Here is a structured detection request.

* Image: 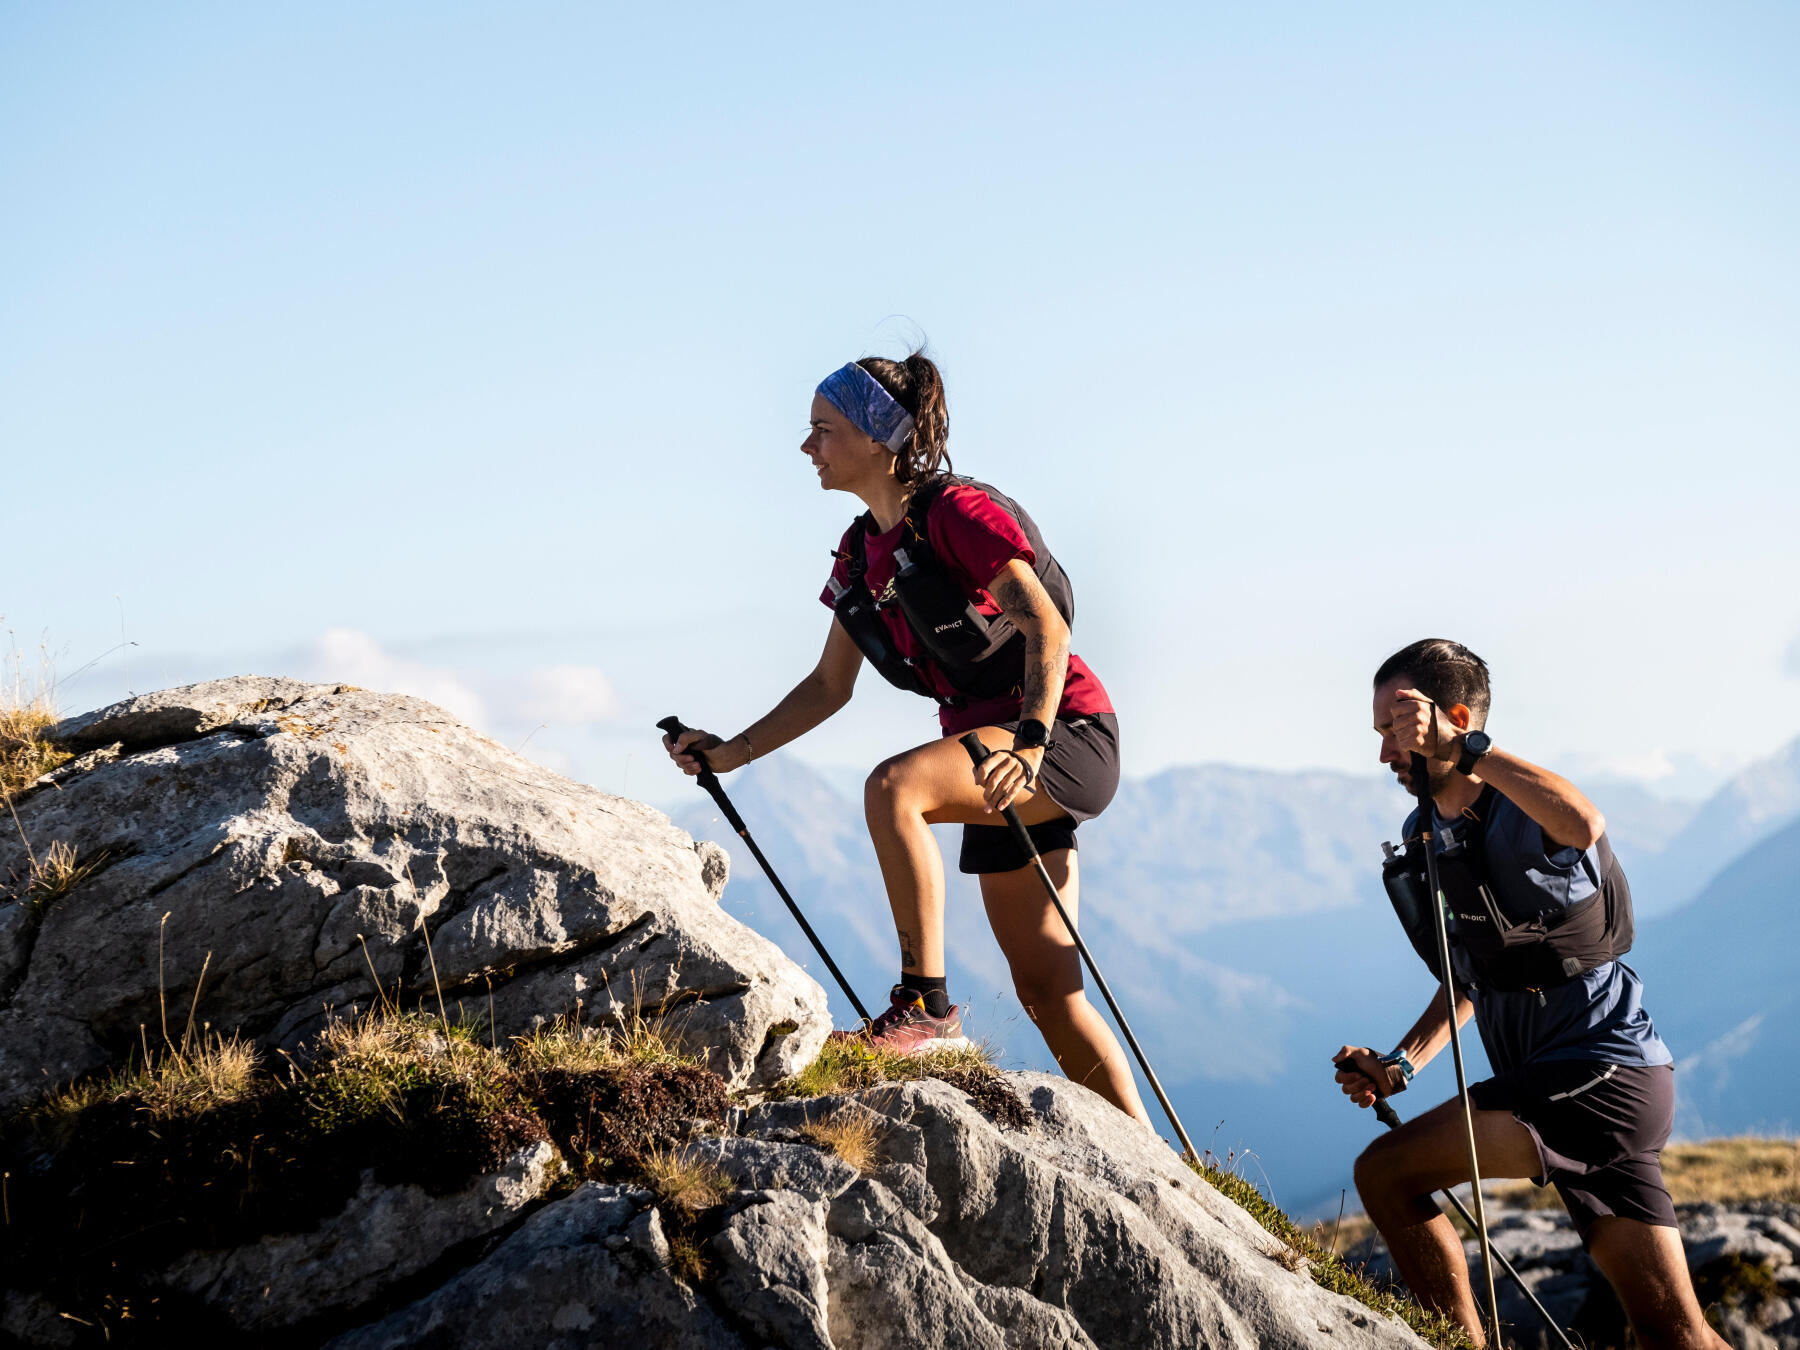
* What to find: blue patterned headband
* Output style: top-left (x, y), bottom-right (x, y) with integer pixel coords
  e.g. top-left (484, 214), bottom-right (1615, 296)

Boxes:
top-left (816, 362), bottom-right (916, 452)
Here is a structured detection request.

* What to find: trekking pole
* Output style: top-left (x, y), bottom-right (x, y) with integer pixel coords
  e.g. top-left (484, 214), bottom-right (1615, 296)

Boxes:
top-left (1410, 749), bottom-right (1504, 1349)
top-left (1333, 1077), bottom-right (1576, 1350)
top-left (657, 717), bottom-right (871, 1024)
top-left (959, 732), bottom-right (1199, 1162)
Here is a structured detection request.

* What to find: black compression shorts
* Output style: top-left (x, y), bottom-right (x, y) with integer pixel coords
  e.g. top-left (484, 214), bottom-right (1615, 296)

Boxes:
top-left (959, 713), bottom-right (1120, 875)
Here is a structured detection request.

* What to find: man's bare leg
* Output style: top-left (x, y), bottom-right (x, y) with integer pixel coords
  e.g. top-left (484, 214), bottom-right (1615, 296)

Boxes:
top-left (1353, 1096), bottom-right (1542, 1347)
top-left (1586, 1218), bottom-right (1729, 1350)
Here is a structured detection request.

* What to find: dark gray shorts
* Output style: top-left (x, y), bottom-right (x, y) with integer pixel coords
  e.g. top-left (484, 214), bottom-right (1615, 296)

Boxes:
top-left (1469, 1060), bottom-right (1677, 1239)
top-left (958, 713), bottom-right (1120, 875)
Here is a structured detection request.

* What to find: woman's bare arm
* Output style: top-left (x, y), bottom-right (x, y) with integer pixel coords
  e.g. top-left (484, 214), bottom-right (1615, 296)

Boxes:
top-left (666, 620), bottom-right (862, 775)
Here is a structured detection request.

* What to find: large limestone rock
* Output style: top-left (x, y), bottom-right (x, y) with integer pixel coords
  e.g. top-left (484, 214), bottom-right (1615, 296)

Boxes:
top-left (0, 678), bottom-right (828, 1111)
top-left (327, 1073), bottom-right (1429, 1350)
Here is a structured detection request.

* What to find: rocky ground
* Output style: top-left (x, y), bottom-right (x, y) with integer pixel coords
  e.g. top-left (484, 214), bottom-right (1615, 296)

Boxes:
top-left (0, 679), bottom-right (1449, 1349)
top-left (1346, 1198), bottom-right (1800, 1349)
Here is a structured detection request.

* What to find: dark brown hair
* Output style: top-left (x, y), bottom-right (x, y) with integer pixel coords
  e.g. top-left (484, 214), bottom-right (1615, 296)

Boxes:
top-left (857, 352), bottom-right (951, 486)
top-left (1373, 639), bottom-right (1492, 725)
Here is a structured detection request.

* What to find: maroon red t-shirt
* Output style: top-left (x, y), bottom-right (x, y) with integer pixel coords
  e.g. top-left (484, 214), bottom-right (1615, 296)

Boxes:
top-left (820, 483), bottom-right (1114, 735)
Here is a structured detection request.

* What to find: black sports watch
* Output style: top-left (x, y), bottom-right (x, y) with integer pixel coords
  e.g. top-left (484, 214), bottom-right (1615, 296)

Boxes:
top-left (1455, 729), bottom-right (1493, 776)
top-left (1012, 719), bottom-right (1053, 753)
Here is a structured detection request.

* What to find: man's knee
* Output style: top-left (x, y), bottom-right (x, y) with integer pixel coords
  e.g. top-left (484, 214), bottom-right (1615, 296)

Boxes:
top-left (1353, 1134), bottom-right (1411, 1205)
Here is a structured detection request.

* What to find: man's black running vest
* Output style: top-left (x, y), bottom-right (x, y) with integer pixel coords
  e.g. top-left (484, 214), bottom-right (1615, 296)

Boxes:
top-left (827, 477), bottom-right (1074, 705)
top-left (1380, 785), bottom-right (1636, 994)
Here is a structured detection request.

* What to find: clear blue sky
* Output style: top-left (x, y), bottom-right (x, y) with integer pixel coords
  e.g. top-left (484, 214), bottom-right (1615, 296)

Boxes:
top-left (5, 3), bottom-right (1797, 804)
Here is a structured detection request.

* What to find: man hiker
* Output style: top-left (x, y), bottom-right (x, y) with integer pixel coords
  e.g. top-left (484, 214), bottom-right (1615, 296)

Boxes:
top-left (1335, 638), bottom-right (1727, 1350)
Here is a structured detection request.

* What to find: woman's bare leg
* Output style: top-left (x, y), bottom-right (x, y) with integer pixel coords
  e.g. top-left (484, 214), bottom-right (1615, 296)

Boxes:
top-left (979, 849), bottom-right (1152, 1128)
top-left (863, 728), bottom-right (1068, 980)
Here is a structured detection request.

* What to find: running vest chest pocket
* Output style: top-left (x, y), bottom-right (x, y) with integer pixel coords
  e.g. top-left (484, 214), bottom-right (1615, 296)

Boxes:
top-left (831, 477), bottom-right (1076, 704)
top-left (1405, 793), bottom-right (1633, 994)
top-left (890, 546), bottom-right (1008, 670)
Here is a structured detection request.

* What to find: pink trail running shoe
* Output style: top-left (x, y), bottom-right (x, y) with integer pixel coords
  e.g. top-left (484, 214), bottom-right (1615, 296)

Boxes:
top-left (831, 985), bottom-right (974, 1057)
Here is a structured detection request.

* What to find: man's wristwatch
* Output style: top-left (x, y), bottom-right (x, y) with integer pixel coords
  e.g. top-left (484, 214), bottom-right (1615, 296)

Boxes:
top-left (1012, 719), bottom-right (1053, 753)
top-left (1378, 1049), bottom-right (1416, 1085)
top-left (1455, 729), bottom-right (1492, 776)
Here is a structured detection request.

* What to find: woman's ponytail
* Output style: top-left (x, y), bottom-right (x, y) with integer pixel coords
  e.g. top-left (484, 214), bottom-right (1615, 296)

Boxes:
top-left (858, 351), bottom-right (951, 486)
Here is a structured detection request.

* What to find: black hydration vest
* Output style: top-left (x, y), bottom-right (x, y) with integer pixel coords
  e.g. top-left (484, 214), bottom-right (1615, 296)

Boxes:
top-left (1380, 786), bottom-right (1636, 994)
top-left (826, 477), bottom-right (1074, 706)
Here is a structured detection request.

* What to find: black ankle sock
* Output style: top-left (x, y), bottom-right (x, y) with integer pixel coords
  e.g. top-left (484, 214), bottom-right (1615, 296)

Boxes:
top-left (903, 973), bottom-right (951, 1019)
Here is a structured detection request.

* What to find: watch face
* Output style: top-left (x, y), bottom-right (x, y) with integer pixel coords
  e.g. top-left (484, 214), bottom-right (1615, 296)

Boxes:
top-left (1465, 730), bottom-right (1492, 755)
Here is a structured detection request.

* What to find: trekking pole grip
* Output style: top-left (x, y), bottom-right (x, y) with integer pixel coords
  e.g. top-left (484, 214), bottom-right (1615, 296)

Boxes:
top-left (958, 733), bottom-right (1039, 856)
top-left (658, 715), bottom-right (709, 766)
top-left (657, 715), bottom-right (726, 793)
top-left (1330, 1061), bottom-right (1405, 1130)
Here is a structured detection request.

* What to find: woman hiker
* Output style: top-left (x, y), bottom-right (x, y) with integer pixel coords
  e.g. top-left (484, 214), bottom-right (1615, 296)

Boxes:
top-left (663, 352), bottom-right (1151, 1129)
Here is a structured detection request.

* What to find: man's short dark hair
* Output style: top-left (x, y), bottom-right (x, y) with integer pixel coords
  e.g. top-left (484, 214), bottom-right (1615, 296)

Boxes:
top-left (1373, 639), bottom-right (1492, 725)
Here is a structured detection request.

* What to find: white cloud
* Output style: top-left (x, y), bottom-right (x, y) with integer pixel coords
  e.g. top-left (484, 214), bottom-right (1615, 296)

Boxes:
top-left (1786, 629), bottom-right (1800, 680)
top-left (311, 628), bottom-right (491, 726)
top-left (303, 630), bottom-right (620, 733)
top-left (1561, 746), bottom-right (1748, 801)
top-left (515, 665), bottom-right (621, 725)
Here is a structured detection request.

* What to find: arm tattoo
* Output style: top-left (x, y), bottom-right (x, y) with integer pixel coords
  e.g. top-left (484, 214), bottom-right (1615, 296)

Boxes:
top-left (994, 572), bottom-right (1068, 724)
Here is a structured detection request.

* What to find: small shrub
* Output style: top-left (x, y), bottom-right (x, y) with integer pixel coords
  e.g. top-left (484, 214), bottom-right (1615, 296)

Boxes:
top-left (1694, 1252), bottom-right (1783, 1310)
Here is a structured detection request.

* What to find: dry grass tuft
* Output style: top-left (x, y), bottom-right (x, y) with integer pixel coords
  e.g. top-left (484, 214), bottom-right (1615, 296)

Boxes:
top-left (511, 1011), bottom-right (695, 1075)
top-left (1660, 1136), bottom-right (1800, 1204)
top-left (772, 1036), bottom-right (1032, 1130)
top-left (29, 1031), bottom-right (260, 1145)
top-left (640, 1143), bottom-right (731, 1211)
top-left (0, 699), bottom-right (70, 801)
top-left (776, 1035), bottom-right (995, 1098)
top-left (23, 839), bottom-right (112, 911)
top-left (800, 1109), bottom-right (886, 1173)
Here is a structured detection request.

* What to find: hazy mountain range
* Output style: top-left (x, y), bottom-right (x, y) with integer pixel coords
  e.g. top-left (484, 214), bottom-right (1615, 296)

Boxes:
top-left (678, 737), bottom-right (1800, 1214)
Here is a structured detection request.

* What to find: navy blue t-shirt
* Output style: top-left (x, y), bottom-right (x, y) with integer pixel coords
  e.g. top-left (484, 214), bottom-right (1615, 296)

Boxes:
top-left (1402, 793), bottom-right (1671, 1078)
